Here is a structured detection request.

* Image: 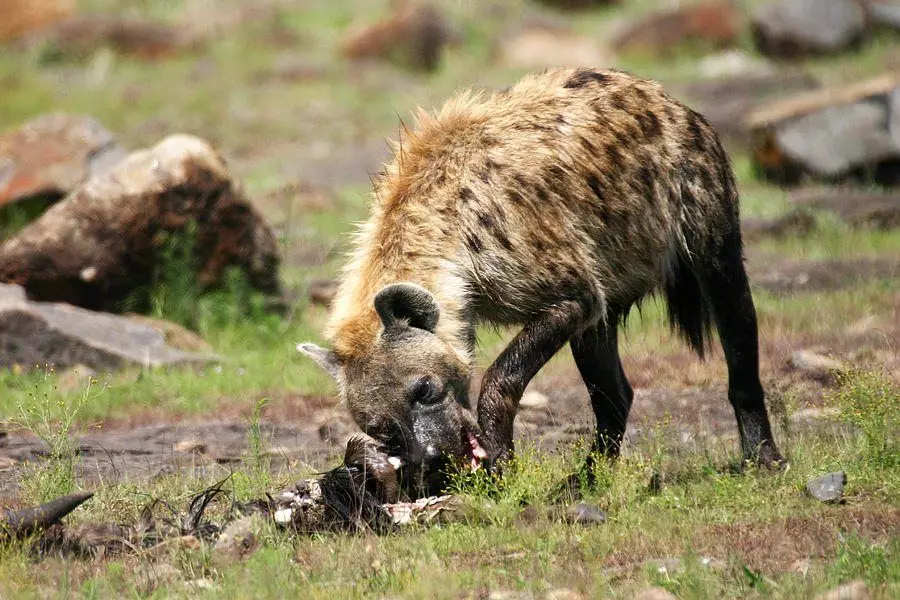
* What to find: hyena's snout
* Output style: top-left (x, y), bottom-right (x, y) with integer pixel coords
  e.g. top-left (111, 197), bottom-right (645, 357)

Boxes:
top-left (411, 399), bottom-right (486, 474)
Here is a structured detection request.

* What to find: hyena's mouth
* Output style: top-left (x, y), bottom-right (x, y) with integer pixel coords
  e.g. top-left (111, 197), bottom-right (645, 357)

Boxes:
top-left (466, 431), bottom-right (488, 470)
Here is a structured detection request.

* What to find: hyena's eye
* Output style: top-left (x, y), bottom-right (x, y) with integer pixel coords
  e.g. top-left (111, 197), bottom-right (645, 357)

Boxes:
top-left (408, 377), bottom-right (440, 405)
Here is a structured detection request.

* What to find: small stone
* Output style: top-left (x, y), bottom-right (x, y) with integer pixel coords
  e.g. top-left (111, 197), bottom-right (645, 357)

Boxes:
top-left (815, 579), bottom-right (870, 600)
top-left (634, 588), bottom-right (678, 600)
top-left (806, 471), bottom-right (847, 503)
top-left (519, 390), bottom-right (549, 409)
top-left (564, 502), bottom-right (607, 525)
top-left (173, 439), bottom-right (207, 454)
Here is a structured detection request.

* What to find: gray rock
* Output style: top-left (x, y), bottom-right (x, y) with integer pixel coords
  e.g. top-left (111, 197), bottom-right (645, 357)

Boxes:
top-left (806, 471), bottom-right (847, 503)
top-left (0, 282), bottom-right (217, 370)
top-left (564, 502), bottom-right (607, 525)
top-left (752, 0), bottom-right (866, 58)
top-left (868, 2), bottom-right (900, 31)
top-left (777, 101), bottom-right (897, 177)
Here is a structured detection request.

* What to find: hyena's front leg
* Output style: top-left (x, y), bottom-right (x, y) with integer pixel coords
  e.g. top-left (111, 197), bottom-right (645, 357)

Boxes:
top-left (477, 300), bottom-right (589, 465)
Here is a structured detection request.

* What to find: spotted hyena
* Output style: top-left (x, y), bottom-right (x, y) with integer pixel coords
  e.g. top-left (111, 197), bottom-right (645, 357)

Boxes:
top-left (299, 68), bottom-right (783, 487)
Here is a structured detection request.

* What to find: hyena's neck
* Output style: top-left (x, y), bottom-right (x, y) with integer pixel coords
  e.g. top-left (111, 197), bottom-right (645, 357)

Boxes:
top-left (325, 195), bottom-right (475, 367)
top-left (326, 96), bottom-right (490, 366)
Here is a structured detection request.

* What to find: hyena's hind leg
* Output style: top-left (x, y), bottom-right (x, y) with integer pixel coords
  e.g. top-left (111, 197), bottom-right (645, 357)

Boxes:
top-left (569, 321), bottom-right (634, 461)
top-left (692, 230), bottom-right (784, 468)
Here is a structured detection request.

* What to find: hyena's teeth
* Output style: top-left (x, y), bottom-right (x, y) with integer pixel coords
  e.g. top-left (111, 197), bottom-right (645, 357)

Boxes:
top-left (387, 456), bottom-right (403, 470)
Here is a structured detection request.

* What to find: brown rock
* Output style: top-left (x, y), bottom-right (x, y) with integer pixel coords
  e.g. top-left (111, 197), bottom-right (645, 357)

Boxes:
top-left (612, 1), bottom-right (742, 57)
top-left (341, 3), bottom-right (452, 72)
top-left (0, 0), bottom-right (74, 42)
top-left (0, 114), bottom-right (125, 210)
top-left (746, 74), bottom-right (900, 185)
top-left (752, 0), bottom-right (867, 58)
top-left (33, 16), bottom-right (194, 59)
top-left (0, 134), bottom-right (280, 311)
top-left (0, 282), bottom-right (217, 370)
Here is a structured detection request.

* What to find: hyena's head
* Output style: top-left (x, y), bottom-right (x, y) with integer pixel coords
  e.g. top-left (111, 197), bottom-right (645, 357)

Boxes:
top-left (298, 283), bottom-right (485, 483)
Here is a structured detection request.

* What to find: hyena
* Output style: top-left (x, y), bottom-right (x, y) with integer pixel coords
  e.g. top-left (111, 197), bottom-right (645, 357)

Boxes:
top-left (300, 67), bottom-right (784, 484)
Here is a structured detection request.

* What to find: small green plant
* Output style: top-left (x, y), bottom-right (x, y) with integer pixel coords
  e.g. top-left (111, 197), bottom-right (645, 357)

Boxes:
top-left (828, 534), bottom-right (898, 587)
top-left (11, 370), bottom-right (98, 503)
top-left (149, 222), bottom-right (202, 329)
top-left (829, 369), bottom-right (900, 469)
top-left (244, 398), bottom-right (272, 497)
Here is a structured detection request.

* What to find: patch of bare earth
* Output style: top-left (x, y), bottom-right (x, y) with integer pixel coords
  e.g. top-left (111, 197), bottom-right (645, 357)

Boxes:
top-left (602, 507), bottom-right (900, 575)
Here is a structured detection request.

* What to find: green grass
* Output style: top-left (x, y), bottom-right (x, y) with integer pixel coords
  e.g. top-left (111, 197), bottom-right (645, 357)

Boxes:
top-left (0, 371), bottom-right (896, 599)
top-left (2, 0), bottom-right (900, 597)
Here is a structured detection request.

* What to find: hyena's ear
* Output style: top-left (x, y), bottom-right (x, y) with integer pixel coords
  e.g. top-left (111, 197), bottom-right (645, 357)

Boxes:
top-left (296, 343), bottom-right (342, 380)
top-left (374, 283), bottom-right (439, 333)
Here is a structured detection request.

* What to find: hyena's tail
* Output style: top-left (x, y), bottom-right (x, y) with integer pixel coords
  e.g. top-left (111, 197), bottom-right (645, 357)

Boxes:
top-left (662, 249), bottom-right (714, 359)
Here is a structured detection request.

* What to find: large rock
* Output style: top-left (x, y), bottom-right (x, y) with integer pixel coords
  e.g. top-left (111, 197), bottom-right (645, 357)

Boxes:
top-left (0, 0), bottom-right (74, 42)
top-left (0, 283), bottom-right (216, 370)
top-left (341, 3), bottom-right (453, 72)
top-left (0, 134), bottom-right (280, 311)
top-left (0, 114), bottom-right (125, 210)
top-left (752, 0), bottom-right (867, 58)
top-left (746, 74), bottom-right (900, 185)
top-left (30, 16), bottom-right (194, 59)
top-left (612, 1), bottom-right (742, 57)
top-left (680, 70), bottom-right (820, 147)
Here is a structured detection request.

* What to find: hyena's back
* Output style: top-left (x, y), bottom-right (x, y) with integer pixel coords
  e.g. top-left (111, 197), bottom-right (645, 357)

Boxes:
top-left (409, 69), bottom-right (737, 328)
top-left (355, 68), bottom-right (738, 348)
